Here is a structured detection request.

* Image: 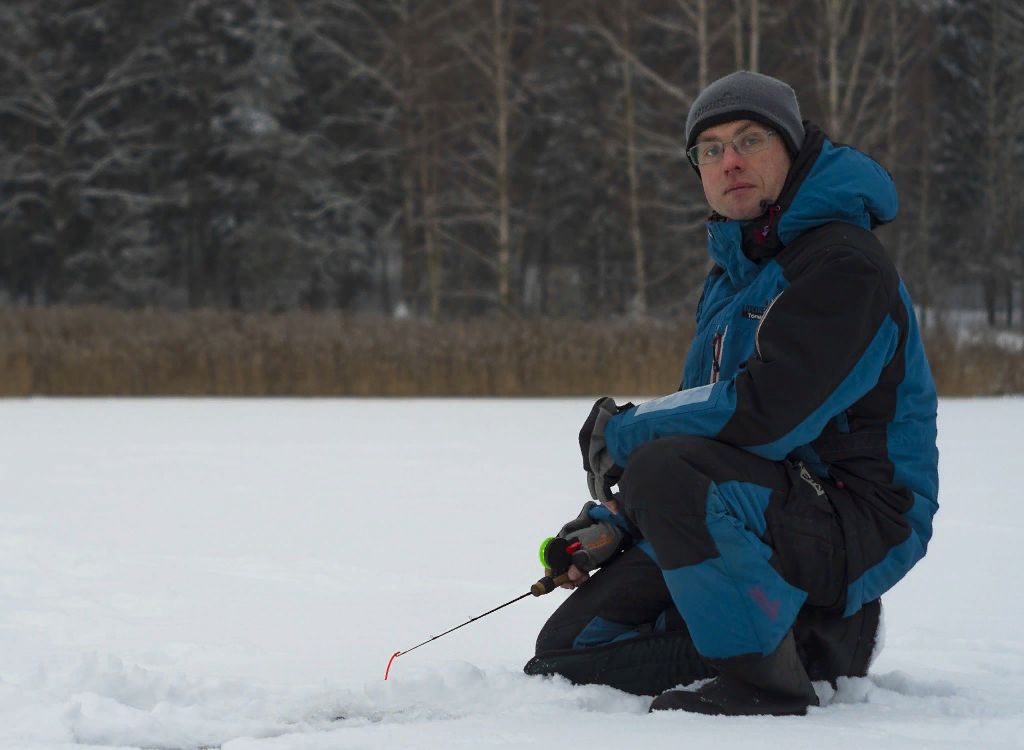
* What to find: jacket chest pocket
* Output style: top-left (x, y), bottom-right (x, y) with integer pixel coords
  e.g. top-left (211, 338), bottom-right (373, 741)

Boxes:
top-left (710, 319), bottom-right (760, 383)
top-left (684, 319), bottom-right (759, 388)
top-left (709, 327), bottom-right (728, 383)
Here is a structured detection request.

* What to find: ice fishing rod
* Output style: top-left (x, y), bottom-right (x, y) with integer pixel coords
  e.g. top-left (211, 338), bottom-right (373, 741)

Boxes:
top-left (384, 537), bottom-right (581, 679)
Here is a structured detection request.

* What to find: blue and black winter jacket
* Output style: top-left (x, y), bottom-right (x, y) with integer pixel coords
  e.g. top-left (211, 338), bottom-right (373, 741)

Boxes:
top-left (603, 123), bottom-right (939, 617)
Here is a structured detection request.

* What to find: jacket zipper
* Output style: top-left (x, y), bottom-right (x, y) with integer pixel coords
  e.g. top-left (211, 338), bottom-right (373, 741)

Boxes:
top-left (757, 204), bottom-right (781, 243)
top-left (710, 327), bottom-right (727, 384)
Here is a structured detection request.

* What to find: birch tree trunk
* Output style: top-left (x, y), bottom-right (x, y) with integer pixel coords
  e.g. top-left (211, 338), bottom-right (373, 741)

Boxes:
top-left (749, 0), bottom-right (760, 73)
top-left (440, 0), bottom-right (525, 315)
top-left (398, 0), bottom-right (420, 311)
top-left (799, 0), bottom-right (888, 145)
top-left (916, 131), bottom-right (933, 326)
top-left (982, 0), bottom-right (1005, 327)
top-left (886, 0), bottom-right (899, 172)
top-left (420, 119), bottom-right (442, 321)
top-left (494, 0), bottom-right (512, 314)
top-left (621, 0), bottom-right (646, 316)
top-left (734, 0), bottom-right (745, 70)
top-left (825, 0), bottom-right (842, 137)
top-left (886, 0), bottom-right (903, 272)
top-left (696, 0), bottom-right (708, 91)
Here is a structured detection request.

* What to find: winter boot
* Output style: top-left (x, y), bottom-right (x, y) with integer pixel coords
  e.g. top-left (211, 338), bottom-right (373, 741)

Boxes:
top-left (649, 630), bottom-right (819, 716)
top-left (794, 598), bottom-right (882, 685)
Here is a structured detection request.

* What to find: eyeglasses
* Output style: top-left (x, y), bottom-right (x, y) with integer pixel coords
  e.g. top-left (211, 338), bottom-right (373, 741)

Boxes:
top-left (687, 129), bottom-right (775, 166)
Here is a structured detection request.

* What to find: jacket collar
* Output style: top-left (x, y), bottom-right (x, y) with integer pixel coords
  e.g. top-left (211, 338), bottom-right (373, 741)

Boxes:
top-left (704, 122), bottom-right (897, 286)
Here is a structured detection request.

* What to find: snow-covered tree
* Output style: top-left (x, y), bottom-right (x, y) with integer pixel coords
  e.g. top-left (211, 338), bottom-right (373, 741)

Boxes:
top-left (0, 0), bottom-right (170, 304)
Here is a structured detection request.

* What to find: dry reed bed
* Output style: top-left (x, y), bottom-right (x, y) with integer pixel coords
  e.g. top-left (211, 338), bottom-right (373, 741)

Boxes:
top-left (0, 307), bottom-right (1018, 397)
top-left (0, 307), bottom-right (693, 397)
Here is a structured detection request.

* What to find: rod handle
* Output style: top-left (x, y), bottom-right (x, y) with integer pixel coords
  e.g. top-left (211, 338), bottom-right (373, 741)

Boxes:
top-left (531, 572), bottom-right (572, 596)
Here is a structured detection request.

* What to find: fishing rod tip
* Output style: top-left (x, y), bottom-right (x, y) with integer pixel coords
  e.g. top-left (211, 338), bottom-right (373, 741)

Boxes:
top-left (384, 650), bottom-right (401, 680)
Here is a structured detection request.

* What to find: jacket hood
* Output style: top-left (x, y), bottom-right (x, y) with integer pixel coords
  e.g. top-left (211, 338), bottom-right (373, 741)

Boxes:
top-left (706, 122), bottom-right (898, 286)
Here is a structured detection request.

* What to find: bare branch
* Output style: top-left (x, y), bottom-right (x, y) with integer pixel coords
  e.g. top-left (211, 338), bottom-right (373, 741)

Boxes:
top-left (581, 20), bottom-right (694, 106)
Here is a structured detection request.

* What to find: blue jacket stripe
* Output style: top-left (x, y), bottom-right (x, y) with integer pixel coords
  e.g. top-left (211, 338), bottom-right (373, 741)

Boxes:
top-left (572, 616), bottom-right (642, 648)
top-left (587, 504), bottom-right (638, 540)
top-left (715, 480), bottom-right (771, 537)
top-left (844, 490), bottom-right (936, 616)
top-left (605, 382), bottom-right (735, 464)
top-left (659, 481), bottom-right (805, 659)
top-left (634, 538), bottom-right (657, 563)
top-left (840, 286), bottom-right (938, 615)
top-left (889, 283), bottom-right (940, 502)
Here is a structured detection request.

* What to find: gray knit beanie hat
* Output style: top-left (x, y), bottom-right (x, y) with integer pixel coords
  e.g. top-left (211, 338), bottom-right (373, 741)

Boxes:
top-left (685, 71), bottom-right (805, 158)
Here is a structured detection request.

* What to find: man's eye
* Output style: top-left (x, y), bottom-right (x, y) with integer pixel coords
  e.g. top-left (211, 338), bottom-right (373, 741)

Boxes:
top-left (703, 144), bottom-right (722, 158)
top-left (743, 135), bottom-right (764, 147)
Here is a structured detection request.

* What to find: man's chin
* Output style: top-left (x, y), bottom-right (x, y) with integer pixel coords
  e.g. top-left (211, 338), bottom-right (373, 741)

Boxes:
top-left (714, 193), bottom-right (764, 221)
top-left (718, 205), bottom-right (762, 221)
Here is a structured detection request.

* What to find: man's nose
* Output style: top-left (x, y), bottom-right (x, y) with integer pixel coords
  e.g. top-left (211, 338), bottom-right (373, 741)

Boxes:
top-left (721, 143), bottom-right (745, 171)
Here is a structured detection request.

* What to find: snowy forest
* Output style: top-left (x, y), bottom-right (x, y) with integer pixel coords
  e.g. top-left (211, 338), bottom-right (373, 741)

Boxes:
top-left (1, 0), bottom-right (1022, 324)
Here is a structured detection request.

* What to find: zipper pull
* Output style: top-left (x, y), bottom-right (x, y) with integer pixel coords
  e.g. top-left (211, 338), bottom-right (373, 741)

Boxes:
top-left (710, 331), bottom-right (725, 384)
top-left (757, 205), bottom-right (780, 242)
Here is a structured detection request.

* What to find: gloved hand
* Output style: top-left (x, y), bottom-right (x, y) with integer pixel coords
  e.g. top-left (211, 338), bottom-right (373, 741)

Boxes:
top-left (547, 501), bottom-right (627, 575)
top-left (579, 397), bottom-right (633, 507)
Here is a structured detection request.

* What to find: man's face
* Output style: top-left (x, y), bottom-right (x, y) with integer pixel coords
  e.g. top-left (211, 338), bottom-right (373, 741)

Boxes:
top-left (696, 119), bottom-right (793, 221)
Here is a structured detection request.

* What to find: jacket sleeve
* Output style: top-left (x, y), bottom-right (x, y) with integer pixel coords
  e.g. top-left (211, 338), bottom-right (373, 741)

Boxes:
top-left (604, 244), bottom-right (900, 465)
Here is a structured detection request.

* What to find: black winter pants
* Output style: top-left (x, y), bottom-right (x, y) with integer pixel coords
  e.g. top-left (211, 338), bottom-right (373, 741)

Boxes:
top-left (533, 436), bottom-right (880, 684)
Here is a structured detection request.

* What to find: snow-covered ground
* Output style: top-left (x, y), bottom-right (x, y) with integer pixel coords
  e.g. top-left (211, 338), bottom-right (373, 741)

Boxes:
top-left (1, 397), bottom-right (1022, 749)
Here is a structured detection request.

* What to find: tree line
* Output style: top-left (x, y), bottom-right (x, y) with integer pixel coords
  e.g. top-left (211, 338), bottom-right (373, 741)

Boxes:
top-left (1, 0), bottom-right (1021, 324)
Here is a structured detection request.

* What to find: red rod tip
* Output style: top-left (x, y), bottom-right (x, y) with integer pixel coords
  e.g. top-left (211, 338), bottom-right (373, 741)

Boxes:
top-left (384, 650), bottom-right (401, 680)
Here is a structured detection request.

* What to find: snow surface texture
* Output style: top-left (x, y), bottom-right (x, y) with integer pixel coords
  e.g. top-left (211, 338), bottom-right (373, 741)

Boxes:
top-left (1, 397), bottom-right (1022, 749)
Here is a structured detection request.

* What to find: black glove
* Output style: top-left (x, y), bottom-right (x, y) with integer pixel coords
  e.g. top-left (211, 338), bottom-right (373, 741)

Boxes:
top-left (546, 501), bottom-right (627, 574)
top-left (579, 397), bottom-right (633, 505)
